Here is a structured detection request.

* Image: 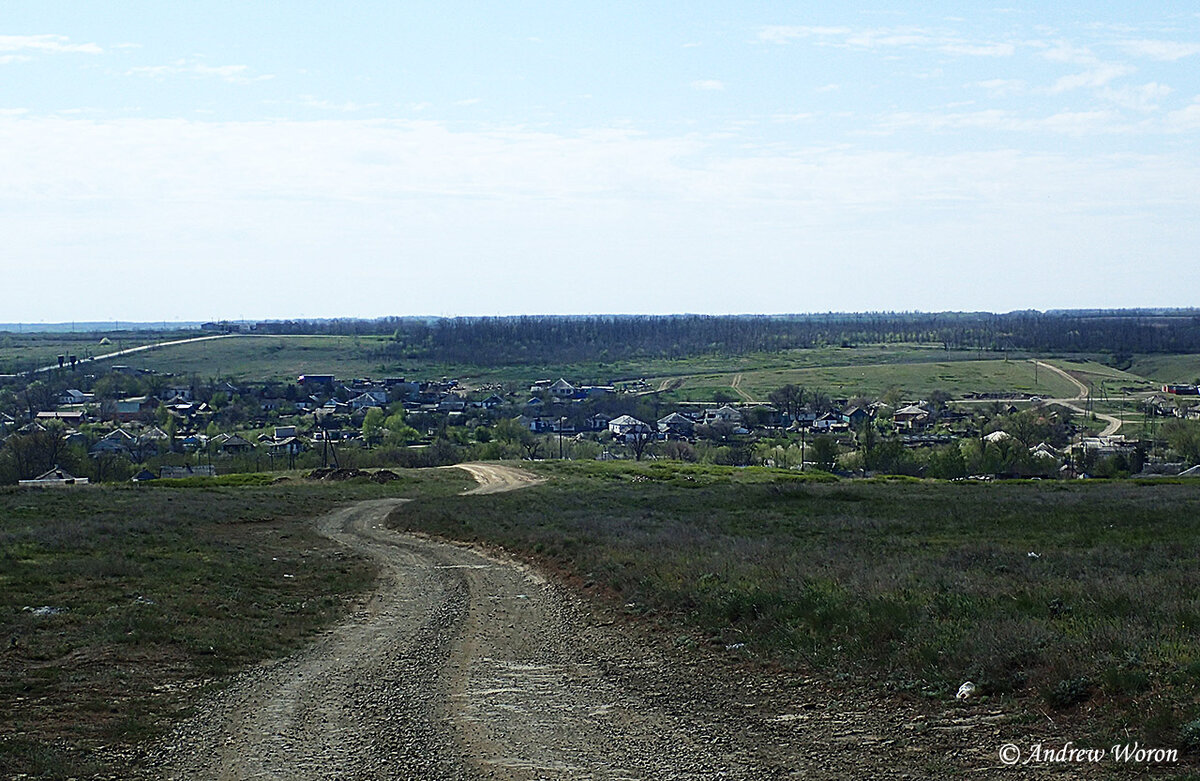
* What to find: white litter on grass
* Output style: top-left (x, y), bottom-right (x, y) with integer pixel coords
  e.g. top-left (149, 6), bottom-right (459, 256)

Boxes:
top-left (1027, 552), bottom-right (1041, 559)
top-left (23, 606), bottom-right (66, 616)
top-left (956, 681), bottom-right (978, 700)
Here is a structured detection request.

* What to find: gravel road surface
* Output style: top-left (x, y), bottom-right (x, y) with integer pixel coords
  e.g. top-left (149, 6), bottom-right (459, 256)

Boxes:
top-left (148, 464), bottom-right (1098, 779)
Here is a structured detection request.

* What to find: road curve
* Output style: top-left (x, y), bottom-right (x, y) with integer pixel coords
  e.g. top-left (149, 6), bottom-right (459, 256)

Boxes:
top-left (151, 465), bottom-right (756, 779)
top-left (1032, 360), bottom-right (1124, 436)
top-left (146, 463), bottom-right (1098, 780)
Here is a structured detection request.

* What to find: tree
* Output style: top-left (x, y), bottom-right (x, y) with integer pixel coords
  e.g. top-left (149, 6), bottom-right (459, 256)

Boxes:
top-left (809, 436), bottom-right (839, 472)
top-left (628, 428), bottom-right (655, 461)
top-left (928, 389), bottom-right (952, 412)
top-left (0, 423), bottom-right (73, 480)
top-left (362, 408), bottom-right (385, 447)
top-left (711, 389), bottom-right (737, 404)
top-left (767, 384), bottom-right (806, 421)
top-left (1164, 420), bottom-right (1200, 465)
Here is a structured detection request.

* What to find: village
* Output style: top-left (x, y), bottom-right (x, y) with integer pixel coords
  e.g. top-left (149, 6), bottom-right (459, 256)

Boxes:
top-left (3, 358), bottom-right (1199, 486)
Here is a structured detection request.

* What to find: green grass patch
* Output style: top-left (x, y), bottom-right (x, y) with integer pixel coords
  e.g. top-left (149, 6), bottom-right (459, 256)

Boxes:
top-left (0, 467), bottom-right (470, 779)
top-left (392, 465), bottom-right (1200, 747)
top-left (650, 358), bottom-right (1080, 402)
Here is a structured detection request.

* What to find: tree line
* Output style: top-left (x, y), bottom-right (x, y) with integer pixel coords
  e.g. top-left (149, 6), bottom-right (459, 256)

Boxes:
top-left (248, 311), bottom-right (1200, 365)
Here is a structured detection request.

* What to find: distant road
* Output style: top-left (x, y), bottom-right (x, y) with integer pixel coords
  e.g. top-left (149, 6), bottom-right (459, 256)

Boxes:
top-left (1031, 360), bottom-right (1125, 436)
top-left (30, 334), bottom-right (239, 375)
top-left (27, 332), bottom-right (360, 376)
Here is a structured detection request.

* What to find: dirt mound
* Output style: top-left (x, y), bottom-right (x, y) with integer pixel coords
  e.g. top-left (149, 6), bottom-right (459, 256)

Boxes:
top-left (305, 467), bottom-right (368, 481)
top-left (369, 470), bottom-right (401, 484)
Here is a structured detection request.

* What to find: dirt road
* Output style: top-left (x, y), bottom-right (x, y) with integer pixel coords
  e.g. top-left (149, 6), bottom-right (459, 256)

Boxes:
top-left (1032, 360), bottom-right (1125, 436)
top-left (149, 464), bottom-right (1086, 779)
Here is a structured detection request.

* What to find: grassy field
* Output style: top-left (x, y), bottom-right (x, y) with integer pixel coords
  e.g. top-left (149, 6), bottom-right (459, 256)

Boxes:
top-left (1050, 359), bottom-right (1159, 394)
top-left (649, 358), bottom-right (1080, 402)
top-left (18, 334), bottom-right (1061, 390)
top-left (0, 332), bottom-right (178, 375)
top-left (0, 469), bottom-right (471, 778)
top-left (1129, 354), bottom-right (1200, 385)
top-left (393, 461), bottom-right (1200, 748)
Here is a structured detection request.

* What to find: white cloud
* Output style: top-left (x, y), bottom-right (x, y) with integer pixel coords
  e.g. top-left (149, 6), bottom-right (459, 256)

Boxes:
top-left (939, 42), bottom-right (1015, 57)
top-left (878, 108), bottom-right (1130, 136)
top-left (975, 78), bottom-right (1026, 95)
top-left (758, 26), bottom-right (850, 44)
top-left (759, 25), bottom-right (1014, 57)
top-left (1165, 98), bottom-right (1200, 132)
top-left (0, 116), bottom-right (1197, 318)
top-left (297, 95), bottom-right (376, 112)
top-left (127, 59), bottom-right (273, 83)
top-left (1039, 40), bottom-right (1098, 65)
top-left (1100, 82), bottom-right (1173, 112)
top-left (0, 55), bottom-right (31, 65)
top-left (691, 79), bottom-right (725, 91)
top-left (1117, 39), bottom-right (1200, 61)
top-left (1046, 64), bottom-right (1132, 94)
top-left (0, 34), bottom-right (102, 56)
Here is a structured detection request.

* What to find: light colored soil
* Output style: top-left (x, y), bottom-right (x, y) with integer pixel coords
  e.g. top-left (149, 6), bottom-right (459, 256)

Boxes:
top-left (144, 465), bottom-right (1151, 779)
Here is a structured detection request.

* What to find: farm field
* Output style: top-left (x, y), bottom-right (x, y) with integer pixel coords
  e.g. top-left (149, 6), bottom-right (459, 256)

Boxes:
top-left (649, 358), bottom-right (1080, 402)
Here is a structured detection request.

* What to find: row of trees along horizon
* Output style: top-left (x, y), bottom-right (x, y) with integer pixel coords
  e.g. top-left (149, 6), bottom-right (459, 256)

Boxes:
top-left (241, 311), bottom-right (1200, 365)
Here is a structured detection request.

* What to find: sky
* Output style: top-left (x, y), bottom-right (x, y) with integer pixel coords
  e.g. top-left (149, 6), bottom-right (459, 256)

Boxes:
top-left (2, 1), bottom-right (1199, 322)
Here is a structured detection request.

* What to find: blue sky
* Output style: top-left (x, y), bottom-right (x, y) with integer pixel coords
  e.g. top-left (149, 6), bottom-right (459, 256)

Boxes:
top-left (2, 2), bottom-right (1198, 321)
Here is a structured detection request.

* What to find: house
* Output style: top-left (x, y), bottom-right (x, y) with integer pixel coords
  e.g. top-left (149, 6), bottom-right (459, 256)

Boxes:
top-left (268, 436), bottom-right (305, 455)
top-left (657, 412), bottom-right (695, 438)
top-left (136, 427), bottom-right (171, 455)
top-left (841, 406), bottom-right (869, 428)
top-left (349, 391), bottom-right (387, 411)
top-left (812, 411), bottom-right (847, 432)
top-left (37, 410), bottom-right (86, 426)
top-left (177, 434), bottom-right (207, 452)
top-left (131, 468), bottom-right (157, 482)
top-left (218, 433), bottom-right (254, 453)
top-left (786, 409), bottom-right (818, 429)
top-left (585, 413), bottom-right (612, 432)
top-left (19, 466), bottom-right (89, 486)
top-left (705, 405), bottom-right (743, 424)
top-left (523, 397), bottom-right (545, 409)
top-left (549, 378), bottom-right (577, 399)
top-left (608, 415), bottom-right (652, 439)
top-left (1075, 435), bottom-right (1136, 457)
top-left (437, 395), bottom-right (467, 412)
top-left (1162, 384), bottom-right (1199, 395)
top-left (274, 426), bottom-right (297, 440)
top-left (298, 374), bottom-right (336, 388)
top-left (1029, 442), bottom-right (1062, 462)
top-left (983, 430), bottom-right (1011, 444)
top-left (57, 389), bottom-right (94, 406)
top-left (476, 394), bottom-right (505, 409)
top-left (112, 396), bottom-right (158, 422)
top-left (514, 415), bottom-right (553, 433)
top-left (892, 404), bottom-right (931, 430)
top-left (89, 436), bottom-right (131, 458)
top-left (162, 386), bottom-right (194, 402)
